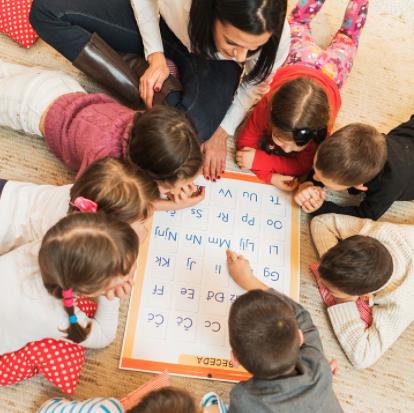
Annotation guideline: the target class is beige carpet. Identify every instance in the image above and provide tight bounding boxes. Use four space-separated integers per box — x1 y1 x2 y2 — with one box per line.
1 1 414 411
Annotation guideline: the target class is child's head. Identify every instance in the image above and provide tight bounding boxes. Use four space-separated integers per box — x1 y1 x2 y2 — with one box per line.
314 123 387 190
128 106 203 193
69 157 159 223
229 289 300 379
268 77 329 153
129 387 198 413
39 213 139 343
319 235 393 299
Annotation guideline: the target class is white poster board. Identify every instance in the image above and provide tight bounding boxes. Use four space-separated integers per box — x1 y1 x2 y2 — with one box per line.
121 172 300 381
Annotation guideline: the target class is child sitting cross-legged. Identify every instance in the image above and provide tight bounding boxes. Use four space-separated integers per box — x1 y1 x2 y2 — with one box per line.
310 213 414 369
225 250 343 413
295 116 414 220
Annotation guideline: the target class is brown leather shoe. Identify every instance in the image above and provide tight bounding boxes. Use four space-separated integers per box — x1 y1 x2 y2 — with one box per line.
123 53 182 106
73 33 144 109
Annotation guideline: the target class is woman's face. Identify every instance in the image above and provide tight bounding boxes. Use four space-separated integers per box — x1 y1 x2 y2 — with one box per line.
213 19 271 63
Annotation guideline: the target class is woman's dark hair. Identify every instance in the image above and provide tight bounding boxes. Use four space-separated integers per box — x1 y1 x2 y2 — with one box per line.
128 106 202 187
189 0 287 84
39 213 139 343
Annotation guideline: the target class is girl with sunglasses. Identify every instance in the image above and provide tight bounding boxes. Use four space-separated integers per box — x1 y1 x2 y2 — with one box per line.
236 0 368 192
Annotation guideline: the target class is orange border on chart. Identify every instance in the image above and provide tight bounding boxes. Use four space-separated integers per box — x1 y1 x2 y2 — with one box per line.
120 171 300 381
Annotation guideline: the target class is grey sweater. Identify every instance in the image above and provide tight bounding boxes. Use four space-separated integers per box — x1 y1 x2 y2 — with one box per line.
228 292 343 413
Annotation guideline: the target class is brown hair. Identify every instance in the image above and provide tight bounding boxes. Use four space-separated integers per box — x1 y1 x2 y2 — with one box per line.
315 123 387 186
319 235 393 296
69 158 159 222
39 213 139 343
128 106 203 186
229 289 300 379
129 387 198 413
270 77 330 141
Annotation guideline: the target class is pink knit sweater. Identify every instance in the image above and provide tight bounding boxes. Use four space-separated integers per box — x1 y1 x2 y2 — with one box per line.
44 93 135 176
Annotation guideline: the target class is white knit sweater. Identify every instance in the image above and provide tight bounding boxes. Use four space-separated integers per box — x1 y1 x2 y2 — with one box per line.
310 214 414 369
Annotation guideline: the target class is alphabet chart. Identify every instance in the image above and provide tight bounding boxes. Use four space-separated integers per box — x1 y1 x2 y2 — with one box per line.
120 172 300 381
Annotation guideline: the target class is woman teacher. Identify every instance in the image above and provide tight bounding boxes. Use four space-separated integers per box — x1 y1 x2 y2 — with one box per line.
30 0 290 179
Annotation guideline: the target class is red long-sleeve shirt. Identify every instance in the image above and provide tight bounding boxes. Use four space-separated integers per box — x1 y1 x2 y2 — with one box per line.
236 65 341 183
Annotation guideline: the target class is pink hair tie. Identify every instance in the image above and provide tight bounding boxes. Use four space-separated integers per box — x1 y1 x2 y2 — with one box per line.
70 196 98 213
62 288 74 308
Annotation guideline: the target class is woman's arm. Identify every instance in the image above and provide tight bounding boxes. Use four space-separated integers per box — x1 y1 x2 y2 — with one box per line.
130 0 170 107
130 0 163 58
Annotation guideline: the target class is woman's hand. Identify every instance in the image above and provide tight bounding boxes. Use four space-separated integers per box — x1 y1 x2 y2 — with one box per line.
201 127 228 181
140 52 170 108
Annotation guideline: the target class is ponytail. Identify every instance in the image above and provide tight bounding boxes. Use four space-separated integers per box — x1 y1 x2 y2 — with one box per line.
39 213 139 344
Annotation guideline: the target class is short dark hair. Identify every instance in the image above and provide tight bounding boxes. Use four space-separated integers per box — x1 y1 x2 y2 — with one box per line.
229 289 300 378
315 123 387 186
129 387 198 413
189 0 287 84
319 235 393 295
128 106 202 186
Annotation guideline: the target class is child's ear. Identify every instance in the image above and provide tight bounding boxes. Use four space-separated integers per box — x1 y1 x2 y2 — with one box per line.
298 329 304 347
230 350 240 368
353 184 368 191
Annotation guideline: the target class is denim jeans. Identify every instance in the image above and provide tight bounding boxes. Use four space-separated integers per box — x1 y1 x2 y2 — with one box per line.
30 0 242 141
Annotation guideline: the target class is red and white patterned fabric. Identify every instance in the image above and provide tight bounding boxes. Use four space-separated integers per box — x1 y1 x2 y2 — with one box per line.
309 262 373 328
0 297 97 394
0 0 38 48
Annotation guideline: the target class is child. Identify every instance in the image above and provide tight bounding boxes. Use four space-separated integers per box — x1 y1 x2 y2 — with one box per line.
0 59 202 196
38 379 227 412
310 213 414 369
236 0 368 191
295 117 414 219
0 212 138 356
0 156 203 257
0 157 159 255
225 250 342 413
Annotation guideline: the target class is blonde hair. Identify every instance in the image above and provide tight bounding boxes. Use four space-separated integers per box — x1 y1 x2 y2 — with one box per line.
39 213 139 343
69 157 159 222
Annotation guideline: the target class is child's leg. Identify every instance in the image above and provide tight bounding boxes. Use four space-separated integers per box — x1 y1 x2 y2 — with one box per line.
321 0 369 88
0 61 85 135
286 0 326 67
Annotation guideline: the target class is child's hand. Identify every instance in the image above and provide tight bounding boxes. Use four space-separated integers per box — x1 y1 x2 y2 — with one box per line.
236 147 256 170
105 279 134 300
169 185 205 208
226 250 267 291
294 183 325 213
271 173 299 192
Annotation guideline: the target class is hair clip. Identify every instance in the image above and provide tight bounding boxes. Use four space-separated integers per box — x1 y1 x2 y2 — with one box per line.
68 314 78 324
62 288 74 308
70 196 98 213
